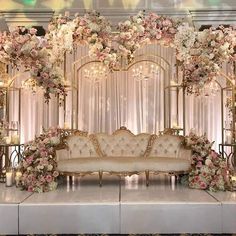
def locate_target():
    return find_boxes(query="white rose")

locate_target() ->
[124,20,131,26]
[136,18,142,24]
[209,53,215,59]
[31,146,37,151]
[47,164,53,171]
[210,41,216,47]
[120,32,126,39]
[205,159,212,166]
[37,165,44,170]
[50,136,60,145]
[132,26,137,31]
[91,33,98,39]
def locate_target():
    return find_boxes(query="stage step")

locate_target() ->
[0,175,236,234]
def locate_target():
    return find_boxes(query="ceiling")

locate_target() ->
[0,0,236,30]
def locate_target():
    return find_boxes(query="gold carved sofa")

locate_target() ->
[56,127,192,186]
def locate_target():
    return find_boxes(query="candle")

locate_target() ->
[225,132,232,144]
[172,122,178,129]
[5,136,11,144]
[64,122,70,129]
[11,134,20,144]
[15,171,22,187]
[6,172,13,187]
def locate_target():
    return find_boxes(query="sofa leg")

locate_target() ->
[99,171,103,187]
[145,170,150,186]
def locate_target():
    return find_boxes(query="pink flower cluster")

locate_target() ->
[184,132,231,191]
[73,11,118,69]
[2,11,236,100]
[183,26,236,94]
[0,27,66,102]
[116,11,178,62]
[19,127,61,193]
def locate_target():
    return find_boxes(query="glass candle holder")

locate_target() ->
[4,136,11,144]
[15,170,22,187]
[11,134,20,144]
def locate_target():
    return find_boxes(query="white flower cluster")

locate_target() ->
[174,23,196,62]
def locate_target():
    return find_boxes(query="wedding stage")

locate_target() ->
[1,174,236,235]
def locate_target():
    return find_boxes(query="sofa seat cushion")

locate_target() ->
[57,157,191,173]
[57,157,140,173]
[136,157,191,172]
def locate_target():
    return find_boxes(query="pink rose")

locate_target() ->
[28,186,34,192]
[156,30,162,40]
[196,161,203,168]
[40,151,48,158]
[53,171,59,177]
[41,72,49,79]
[162,19,172,27]
[169,27,176,34]
[200,182,207,189]
[29,28,37,35]
[26,155,34,164]
[46,175,53,183]
[30,49,38,57]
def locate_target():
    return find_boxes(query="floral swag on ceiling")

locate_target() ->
[0,11,236,100]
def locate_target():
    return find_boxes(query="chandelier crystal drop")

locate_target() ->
[132,63,159,81]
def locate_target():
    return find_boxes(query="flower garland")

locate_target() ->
[19,127,61,192]
[116,11,178,62]
[180,25,236,94]
[1,11,236,100]
[0,28,66,101]
[47,11,118,69]
[184,132,231,191]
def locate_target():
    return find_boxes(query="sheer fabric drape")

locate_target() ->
[9,45,223,150]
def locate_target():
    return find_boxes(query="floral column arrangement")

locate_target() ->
[184,132,232,191]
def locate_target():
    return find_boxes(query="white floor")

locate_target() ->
[0,174,236,235]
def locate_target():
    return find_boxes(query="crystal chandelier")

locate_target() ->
[83,64,108,83]
[132,63,159,81]
[21,78,38,93]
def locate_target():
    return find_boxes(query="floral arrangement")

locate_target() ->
[177,25,236,94]
[19,127,61,192]
[1,11,236,100]
[47,11,118,69]
[0,27,66,101]
[116,11,178,62]
[75,11,118,68]
[184,132,231,191]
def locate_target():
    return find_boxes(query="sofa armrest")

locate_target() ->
[56,149,70,161]
[178,147,192,161]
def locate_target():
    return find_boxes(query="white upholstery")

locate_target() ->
[56,149,70,161]
[57,157,190,173]
[96,131,150,157]
[66,135,99,158]
[56,129,192,179]
[150,135,184,158]
[178,147,192,161]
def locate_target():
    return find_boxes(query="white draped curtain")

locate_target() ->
[7,44,226,150]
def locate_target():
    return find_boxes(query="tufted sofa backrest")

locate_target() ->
[149,134,184,158]
[95,129,151,157]
[66,135,99,158]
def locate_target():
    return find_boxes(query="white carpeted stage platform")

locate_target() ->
[0,174,236,235]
